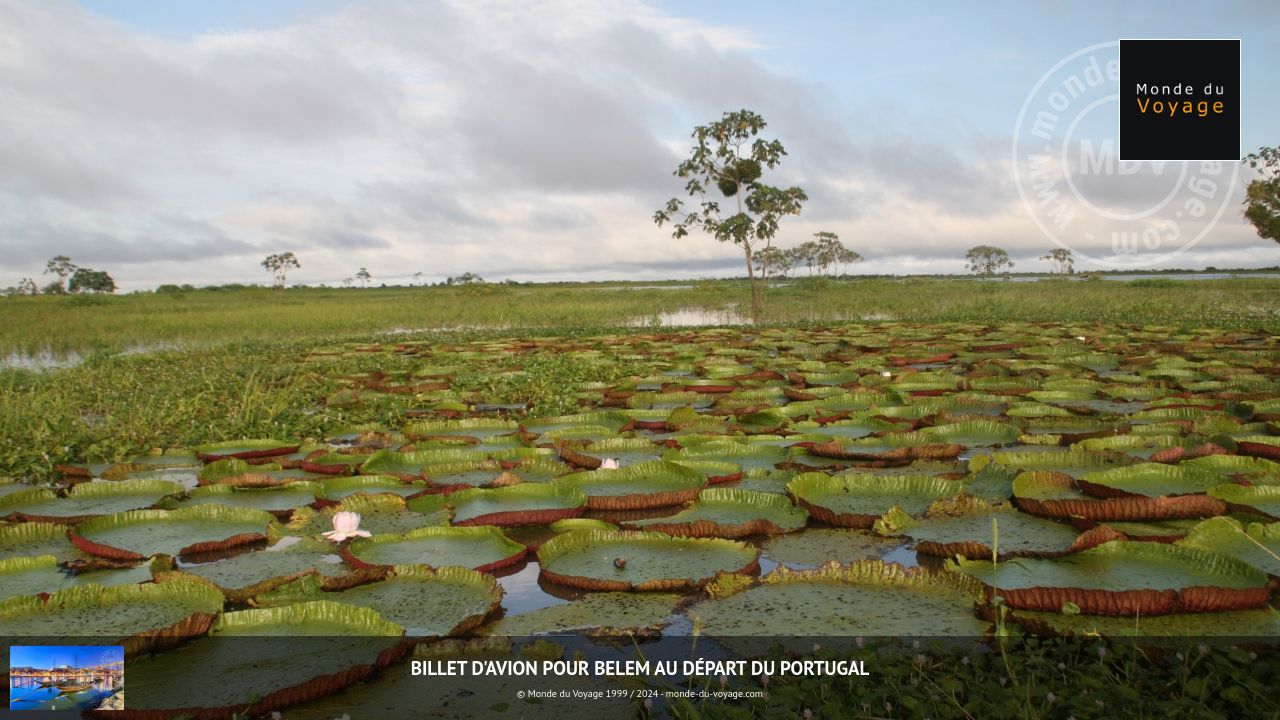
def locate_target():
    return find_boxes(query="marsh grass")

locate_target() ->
[1,278,1277,358]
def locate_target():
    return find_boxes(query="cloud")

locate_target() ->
[0,0,1273,292]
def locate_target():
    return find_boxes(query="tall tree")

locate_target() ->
[43,255,77,294]
[965,245,1014,277]
[355,267,372,288]
[654,110,807,322]
[68,268,116,294]
[261,252,300,290]
[1039,248,1074,274]
[1243,147,1280,244]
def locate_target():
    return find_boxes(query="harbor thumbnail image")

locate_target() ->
[8,645,124,711]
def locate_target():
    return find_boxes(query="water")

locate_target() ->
[629,308,750,327]
[9,677,118,711]
[1001,272,1280,282]
[2,341,186,372]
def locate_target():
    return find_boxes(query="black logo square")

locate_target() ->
[1119,39,1240,161]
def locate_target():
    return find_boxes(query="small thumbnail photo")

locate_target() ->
[8,645,124,711]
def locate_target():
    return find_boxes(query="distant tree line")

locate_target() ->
[2,255,116,297]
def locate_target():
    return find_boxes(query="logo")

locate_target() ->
[1012,41,1239,267]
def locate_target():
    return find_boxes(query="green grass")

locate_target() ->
[2,277,1278,358]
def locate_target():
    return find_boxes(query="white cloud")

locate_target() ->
[0,0,1271,291]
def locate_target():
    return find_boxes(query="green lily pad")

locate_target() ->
[688,561,987,637]
[553,460,706,510]
[1014,606,1280,638]
[950,540,1271,615]
[345,526,526,573]
[322,475,429,500]
[1079,463,1223,497]
[786,473,962,528]
[0,522,76,562]
[620,488,808,537]
[1209,484,1280,519]
[0,575,224,639]
[408,483,587,527]
[0,555,152,602]
[487,592,683,636]
[292,494,450,537]
[194,439,301,461]
[72,505,279,560]
[917,420,1020,446]
[169,537,349,600]
[123,601,403,714]
[174,481,324,514]
[1177,517,1280,576]
[761,529,901,569]
[537,529,758,591]
[255,565,501,637]
[883,503,1083,559]
[0,480,184,521]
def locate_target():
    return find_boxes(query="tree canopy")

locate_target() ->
[965,245,1014,277]
[654,109,807,321]
[1243,147,1280,244]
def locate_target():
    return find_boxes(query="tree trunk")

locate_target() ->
[743,244,762,323]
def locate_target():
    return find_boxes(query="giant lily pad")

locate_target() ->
[122,601,405,716]
[688,561,987,638]
[620,488,808,538]
[343,526,526,573]
[1013,606,1280,639]
[291,494,450,537]
[0,576,224,647]
[949,540,1272,615]
[553,460,707,510]
[487,592,683,636]
[322,475,429,500]
[1209,483,1280,519]
[786,473,962,528]
[161,537,349,601]
[70,505,279,561]
[359,449,488,480]
[1078,463,1223,498]
[1177,517,1280,576]
[195,439,301,461]
[879,501,1088,559]
[917,420,1020,446]
[0,480,184,523]
[0,522,76,562]
[1013,470,1226,521]
[408,483,587,526]
[537,530,759,591]
[761,529,900,569]
[0,555,151,602]
[173,481,324,517]
[255,565,501,637]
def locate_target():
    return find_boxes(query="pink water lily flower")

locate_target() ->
[322,511,372,542]
[600,458,620,469]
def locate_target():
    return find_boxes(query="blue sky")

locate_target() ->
[1,1,1277,290]
[10,645,123,670]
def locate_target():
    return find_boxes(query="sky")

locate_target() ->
[9,645,123,670]
[1,1,1278,291]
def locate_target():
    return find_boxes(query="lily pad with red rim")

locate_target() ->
[343,526,526,573]
[949,540,1272,615]
[536,529,759,591]
[71,505,280,561]
[253,564,501,637]
[407,483,587,527]
[552,460,707,510]
[194,439,301,462]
